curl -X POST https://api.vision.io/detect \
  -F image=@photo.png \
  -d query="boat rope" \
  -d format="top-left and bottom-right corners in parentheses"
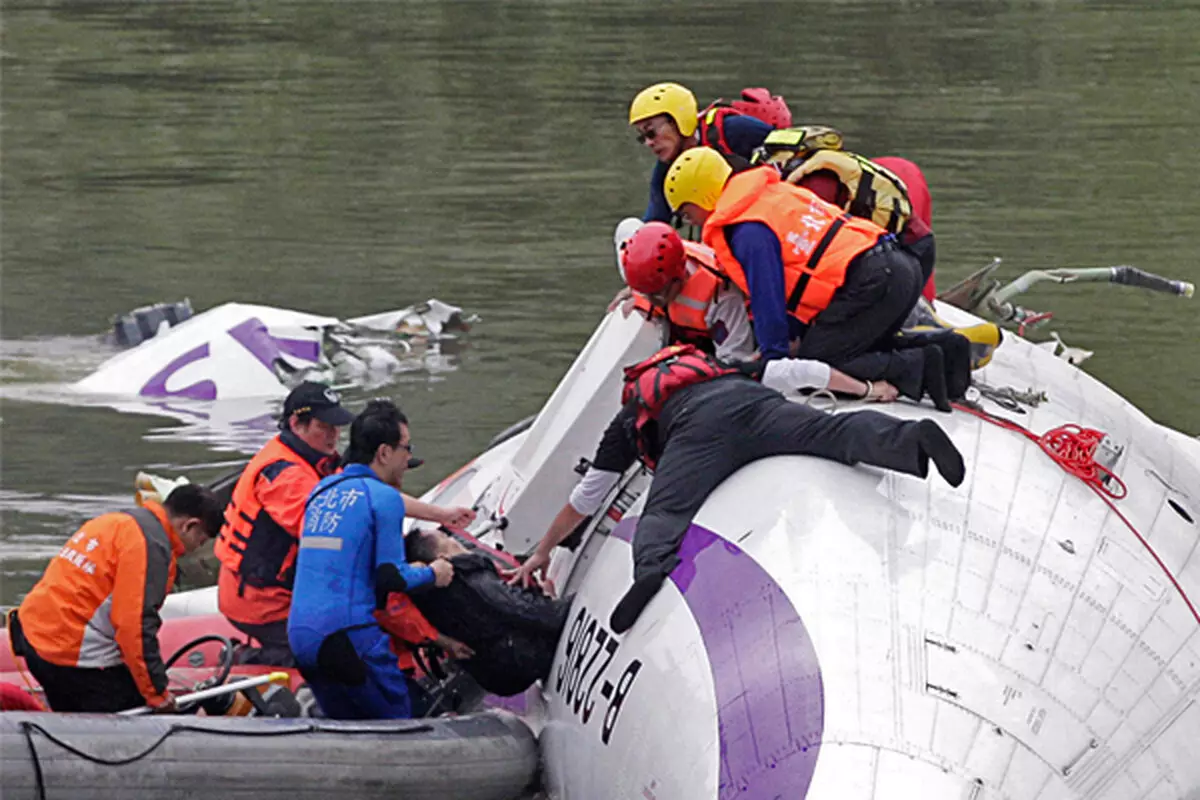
top-left (954, 402), bottom-right (1200, 627)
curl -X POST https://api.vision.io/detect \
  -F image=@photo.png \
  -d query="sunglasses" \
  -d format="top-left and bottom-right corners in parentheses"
top-left (635, 123), bottom-right (666, 145)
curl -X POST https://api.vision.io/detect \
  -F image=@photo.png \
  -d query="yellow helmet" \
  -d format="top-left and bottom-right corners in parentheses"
top-left (629, 82), bottom-right (698, 138)
top-left (664, 147), bottom-right (732, 212)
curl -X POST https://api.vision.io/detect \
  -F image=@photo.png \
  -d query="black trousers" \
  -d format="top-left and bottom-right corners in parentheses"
top-left (24, 644), bottom-right (146, 712)
top-left (794, 239), bottom-right (923, 367)
top-left (633, 377), bottom-right (935, 580)
top-left (230, 618), bottom-right (296, 667)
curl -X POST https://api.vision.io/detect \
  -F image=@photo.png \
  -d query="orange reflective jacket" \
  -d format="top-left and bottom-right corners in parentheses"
top-left (632, 242), bottom-right (724, 337)
top-left (215, 435), bottom-right (323, 625)
top-left (17, 502), bottom-right (183, 706)
top-left (702, 167), bottom-right (883, 324)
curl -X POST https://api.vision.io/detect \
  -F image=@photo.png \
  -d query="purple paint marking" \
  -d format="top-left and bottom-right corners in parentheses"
top-left (275, 337), bottom-right (320, 363)
top-left (612, 518), bottom-right (824, 799)
top-left (139, 343), bottom-right (218, 400)
top-left (226, 318), bottom-right (288, 371)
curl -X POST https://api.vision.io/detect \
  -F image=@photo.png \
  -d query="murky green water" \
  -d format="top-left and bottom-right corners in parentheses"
top-left (3, 0), bottom-right (1199, 603)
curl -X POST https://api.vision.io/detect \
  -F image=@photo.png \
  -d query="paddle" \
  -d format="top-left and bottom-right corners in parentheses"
top-left (118, 671), bottom-right (290, 716)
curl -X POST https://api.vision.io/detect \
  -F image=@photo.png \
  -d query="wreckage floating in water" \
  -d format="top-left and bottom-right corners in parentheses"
top-left (76, 299), bottom-right (474, 401)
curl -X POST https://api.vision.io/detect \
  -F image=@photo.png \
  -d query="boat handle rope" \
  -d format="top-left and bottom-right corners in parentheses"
top-left (953, 401), bottom-right (1200, 627)
top-left (18, 716), bottom-right (436, 800)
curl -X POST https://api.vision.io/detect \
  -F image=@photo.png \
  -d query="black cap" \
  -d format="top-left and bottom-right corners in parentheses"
top-left (281, 381), bottom-right (354, 427)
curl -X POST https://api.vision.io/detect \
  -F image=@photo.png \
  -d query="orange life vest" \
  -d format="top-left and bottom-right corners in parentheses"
top-left (702, 167), bottom-right (884, 324)
top-left (632, 241), bottom-right (725, 338)
top-left (214, 436), bottom-right (321, 594)
top-left (621, 344), bottom-right (738, 468)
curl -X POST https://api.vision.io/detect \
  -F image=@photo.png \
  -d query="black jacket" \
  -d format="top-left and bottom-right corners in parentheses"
top-left (411, 552), bottom-right (570, 696)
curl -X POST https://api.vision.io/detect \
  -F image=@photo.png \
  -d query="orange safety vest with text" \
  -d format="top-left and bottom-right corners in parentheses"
top-left (214, 436), bottom-right (321, 597)
top-left (702, 167), bottom-right (884, 324)
top-left (15, 503), bottom-right (183, 706)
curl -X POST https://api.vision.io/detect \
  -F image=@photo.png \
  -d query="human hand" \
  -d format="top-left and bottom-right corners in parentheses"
top-left (607, 286), bottom-right (633, 313)
top-left (867, 381), bottom-right (899, 402)
top-left (149, 692), bottom-right (178, 714)
top-left (431, 558), bottom-right (455, 588)
top-left (439, 506), bottom-right (477, 528)
top-left (501, 551), bottom-right (549, 589)
top-left (436, 635), bottom-right (475, 660)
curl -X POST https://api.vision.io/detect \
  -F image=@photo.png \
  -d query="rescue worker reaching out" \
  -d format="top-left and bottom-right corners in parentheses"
top-left (616, 219), bottom-right (899, 402)
top-left (288, 399), bottom-right (454, 720)
top-left (630, 82), bottom-right (786, 224)
top-left (11, 484), bottom-right (225, 713)
top-left (216, 382), bottom-right (474, 666)
top-left (507, 344), bottom-right (966, 633)
top-left (665, 147), bottom-right (972, 411)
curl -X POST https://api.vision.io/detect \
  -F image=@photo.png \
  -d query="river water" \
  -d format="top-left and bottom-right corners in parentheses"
top-left (2, 0), bottom-right (1199, 605)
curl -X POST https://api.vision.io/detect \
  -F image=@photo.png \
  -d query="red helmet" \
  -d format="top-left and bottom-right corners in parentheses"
top-left (731, 87), bottom-right (793, 129)
top-left (620, 222), bottom-right (686, 295)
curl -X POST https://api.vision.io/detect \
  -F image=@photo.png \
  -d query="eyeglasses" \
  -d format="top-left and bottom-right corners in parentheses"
top-left (635, 124), bottom-right (663, 145)
top-left (397, 442), bottom-right (413, 454)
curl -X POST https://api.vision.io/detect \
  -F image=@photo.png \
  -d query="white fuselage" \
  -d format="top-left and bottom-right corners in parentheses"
top-left (418, 304), bottom-right (1200, 800)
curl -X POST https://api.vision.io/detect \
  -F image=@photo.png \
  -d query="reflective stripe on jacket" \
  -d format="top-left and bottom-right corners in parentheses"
top-left (702, 167), bottom-right (883, 324)
top-left (17, 502), bottom-right (182, 705)
top-left (631, 241), bottom-right (725, 337)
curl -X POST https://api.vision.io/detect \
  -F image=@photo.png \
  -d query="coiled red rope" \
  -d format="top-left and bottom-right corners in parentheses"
top-left (953, 402), bottom-right (1199, 626)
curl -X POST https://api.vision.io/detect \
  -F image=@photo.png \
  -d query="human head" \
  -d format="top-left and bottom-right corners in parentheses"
top-left (162, 483), bottom-right (225, 554)
top-left (345, 399), bottom-right (411, 488)
top-left (664, 147), bottom-right (733, 227)
top-left (730, 88), bottom-right (793, 129)
top-left (280, 381), bottom-right (353, 455)
top-left (629, 82), bottom-right (698, 164)
top-left (405, 529), bottom-right (467, 563)
top-left (620, 222), bottom-right (687, 303)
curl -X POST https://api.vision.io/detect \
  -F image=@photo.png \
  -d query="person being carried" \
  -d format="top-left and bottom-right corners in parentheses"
top-left (664, 147), bottom-right (971, 411)
top-left (406, 529), bottom-right (570, 697)
top-left (215, 382), bottom-right (473, 666)
top-left (288, 399), bottom-right (454, 720)
top-left (507, 344), bottom-right (965, 634)
top-left (615, 219), bottom-right (900, 402)
top-left (11, 484), bottom-right (224, 713)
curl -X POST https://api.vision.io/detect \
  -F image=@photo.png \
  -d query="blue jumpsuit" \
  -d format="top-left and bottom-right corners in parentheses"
top-left (288, 464), bottom-right (434, 719)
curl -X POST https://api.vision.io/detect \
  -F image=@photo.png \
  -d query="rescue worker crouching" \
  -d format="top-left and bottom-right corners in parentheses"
top-left (288, 400), bottom-right (454, 720)
top-left (750, 127), bottom-right (940, 299)
top-left (630, 82), bottom-right (784, 224)
top-left (665, 147), bottom-right (972, 411)
top-left (214, 381), bottom-right (352, 666)
top-left (616, 219), bottom-right (899, 402)
top-left (11, 484), bottom-right (225, 713)
top-left (507, 344), bottom-right (966, 634)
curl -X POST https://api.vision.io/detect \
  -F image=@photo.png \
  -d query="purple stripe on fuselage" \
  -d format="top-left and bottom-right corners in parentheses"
top-left (611, 518), bottom-right (823, 800)
top-left (139, 343), bottom-right (218, 400)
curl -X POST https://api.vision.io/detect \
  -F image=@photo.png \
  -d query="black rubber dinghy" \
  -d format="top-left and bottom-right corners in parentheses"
top-left (0, 711), bottom-right (537, 799)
